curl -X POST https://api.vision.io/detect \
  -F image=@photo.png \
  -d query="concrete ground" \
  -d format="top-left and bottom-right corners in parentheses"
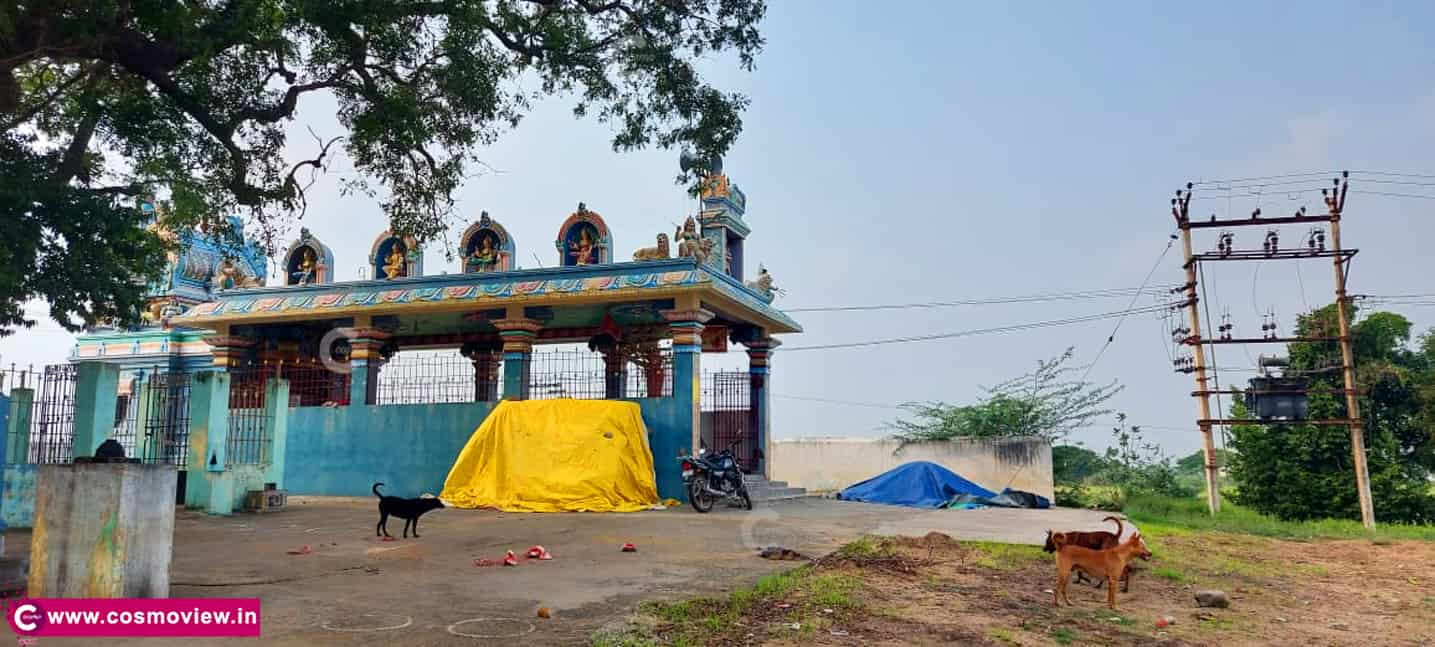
top-left (5, 497), bottom-right (1120, 646)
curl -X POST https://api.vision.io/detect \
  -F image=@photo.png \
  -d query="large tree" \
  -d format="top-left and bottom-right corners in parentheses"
top-left (0, 0), bottom-right (765, 333)
top-left (1227, 304), bottom-right (1435, 523)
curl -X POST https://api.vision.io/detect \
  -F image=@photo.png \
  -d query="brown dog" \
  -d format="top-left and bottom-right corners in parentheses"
top-left (1043, 516), bottom-right (1136, 592)
top-left (1053, 531), bottom-right (1152, 610)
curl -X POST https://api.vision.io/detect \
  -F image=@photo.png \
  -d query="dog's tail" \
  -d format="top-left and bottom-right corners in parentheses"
top-left (1103, 515), bottom-right (1124, 538)
top-left (372, 482), bottom-right (385, 497)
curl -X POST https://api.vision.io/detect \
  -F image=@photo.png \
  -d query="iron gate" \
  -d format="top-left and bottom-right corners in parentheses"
top-left (31, 364), bottom-right (78, 464)
top-left (112, 368), bottom-right (194, 465)
top-left (703, 371), bottom-right (756, 473)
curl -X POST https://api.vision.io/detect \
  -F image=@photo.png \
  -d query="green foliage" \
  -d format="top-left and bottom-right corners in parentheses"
top-left (887, 348), bottom-right (1121, 443)
top-left (1124, 493), bottom-right (1435, 541)
top-left (1053, 444), bottom-right (1110, 484)
top-left (1, 0), bottom-right (765, 333)
top-left (0, 132), bottom-right (168, 333)
top-left (1228, 305), bottom-right (1435, 524)
top-left (1099, 413), bottom-right (1194, 498)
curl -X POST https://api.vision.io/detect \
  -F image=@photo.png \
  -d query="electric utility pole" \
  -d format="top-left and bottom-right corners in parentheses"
top-left (1169, 172), bottom-right (1374, 529)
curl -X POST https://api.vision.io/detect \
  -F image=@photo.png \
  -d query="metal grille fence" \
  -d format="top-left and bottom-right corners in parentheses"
top-left (703, 370), bottom-right (756, 472)
top-left (227, 366), bottom-right (273, 466)
top-left (280, 360), bottom-right (351, 407)
top-left (376, 353), bottom-right (486, 405)
top-left (527, 349), bottom-right (674, 400)
top-left (624, 349), bottom-right (674, 398)
top-left (138, 370), bottom-right (193, 465)
top-left (528, 350), bottom-right (607, 400)
top-left (29, 364), bottom-right (78, 464)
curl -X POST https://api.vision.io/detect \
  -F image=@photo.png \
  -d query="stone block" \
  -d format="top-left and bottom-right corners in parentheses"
top-left (29, 462), bottom-right (177, 598)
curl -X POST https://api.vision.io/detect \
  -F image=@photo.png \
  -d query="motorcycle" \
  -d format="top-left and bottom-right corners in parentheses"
top-left (678, 440), bottom-right (753, 513)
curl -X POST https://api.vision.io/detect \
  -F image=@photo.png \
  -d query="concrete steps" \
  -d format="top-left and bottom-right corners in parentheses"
top-left (743, 475), bottom-right (808, 502)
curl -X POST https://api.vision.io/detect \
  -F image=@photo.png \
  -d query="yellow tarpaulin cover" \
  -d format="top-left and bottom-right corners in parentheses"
top-left (440, 399), bottom-right (659, 512)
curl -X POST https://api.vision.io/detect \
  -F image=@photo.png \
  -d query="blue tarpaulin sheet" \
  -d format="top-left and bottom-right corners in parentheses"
top-left (836, 461), bottom-right (997, 508)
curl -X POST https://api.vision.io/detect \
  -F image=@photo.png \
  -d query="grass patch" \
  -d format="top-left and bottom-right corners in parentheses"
top-left (619, 557), bottom-right (865, 645)
top-left (986, 626), bottom-right (1019, 644)
top-left (1124, 493), bottom-right (1435, 541)
top-left (1152, 566), bottom-right (1189, 583)
top-left (1050, 626), bottom-right (1078, 644)
top-left (967, 541), bottom-right (1046, 571)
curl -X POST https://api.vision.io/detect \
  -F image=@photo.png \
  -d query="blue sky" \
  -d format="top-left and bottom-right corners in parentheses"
top-left (5, 1), bottom-right (1434, 457)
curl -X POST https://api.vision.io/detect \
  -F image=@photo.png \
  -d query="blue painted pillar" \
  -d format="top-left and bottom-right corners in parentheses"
top-left (495, 318), bottom-right (541, 400)
top-left (348, 329), bottom-right (390, 405)
top-left (6, 388), bottom-right (33, 466)
top-left (0, 391), bottom-right (9, 547)
top-left (185, 370), bottom-right (233, 513)
top-left (746, 338), bottom-right (779, 479)
top-left (262, 378), bottom-right (290, 487)
top-left (72, 362), bottom-right (120, 459)
top-left (659, 307), bottom-right (712, 501)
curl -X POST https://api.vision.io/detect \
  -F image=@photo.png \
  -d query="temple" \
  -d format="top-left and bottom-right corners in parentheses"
top-left (49, 166), bottom-right (798, 513)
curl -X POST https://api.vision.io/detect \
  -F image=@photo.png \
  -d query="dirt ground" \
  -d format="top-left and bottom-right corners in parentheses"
top-left (1, 497), bottom-right (1119, 646)
top-left (622, 530), bottom-right (1435, 647)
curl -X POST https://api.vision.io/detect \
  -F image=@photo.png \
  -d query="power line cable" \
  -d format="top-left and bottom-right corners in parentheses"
top-left (1077, 234), bottom-right (1178, 384)
top-left (783, 286), bottom-right (1178, 313)
top-left (781, 304), bottom-right (1171, 352)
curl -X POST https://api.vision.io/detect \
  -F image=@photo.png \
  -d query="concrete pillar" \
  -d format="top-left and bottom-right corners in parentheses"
top-left (262, 378), bottom-right (289, 487)
top-left (6, 387), bottom-right (33, 466)
top-left (746, 338), bottom-right (779, 479)
top-left (29, 462), bottom-right (177, 598)
top-left (602, 349), bottom-right (627, 400)
top-left (494, 318), bottom-right (541, 400)
top-left (72, 362), bottom-right (120, 459)
top-left (661, 307), bottom-right (712, 500)
top-left (130, 372), bottom-right (155, 460)
top-left (184, 371), bottom-right (233, 514)
top-left (347, 329), bottom-right (390, 406)
top-left (462, 341), bottom-right (503, 402)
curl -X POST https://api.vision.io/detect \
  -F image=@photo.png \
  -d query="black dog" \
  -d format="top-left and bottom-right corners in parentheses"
top-left (373, 482), bottom-right (444, 538)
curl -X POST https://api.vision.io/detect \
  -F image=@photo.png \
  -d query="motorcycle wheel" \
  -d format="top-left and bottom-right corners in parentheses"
top-left (688, 479), bottom-right (715, 513)
top-left (739, 482), bottom-right (753, 511)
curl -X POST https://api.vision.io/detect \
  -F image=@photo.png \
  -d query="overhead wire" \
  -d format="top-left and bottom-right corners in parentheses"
top-left (781, 304), bottom-right (1171, 352)
top-left (783, 286), bottom-right (1178, 313)
top-left (1077, 233), bottom-right (1178, 384)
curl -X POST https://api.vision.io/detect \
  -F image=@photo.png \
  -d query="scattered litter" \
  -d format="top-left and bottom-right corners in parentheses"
top-left (1276, 617), bottom-right (1288, 623)
top-left (536, 607), bottom-right (552, 619)
top-left (787, 622), bottom-right (801, 631)
top-left (503, 550), bottom-right (519, 566)
top-left (621, 543), bottom-right (637, 553)
top-left (822, 608), bottom-right (833, 615)
top-left (474, 559), bottom-right (500, 567)
top-left (382, 536), bottom-right (397, 543)
top-left (775, 603), bottom-right (792, 610)
top-left (663, 498), bottom-right (681, 507)
top-left (1156, 615), bottom-right (1176, 628)
top-left (829, 629), bottom-right (849, 637)
top-left (526, 546), bottom-right (553, 560)
top-left (287, 545), bottom-right (311, 556)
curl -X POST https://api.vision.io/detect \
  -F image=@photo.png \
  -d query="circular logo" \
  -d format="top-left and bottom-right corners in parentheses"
top-left (10, 601), bottom-right (44, 634)
top-left (318, 327), bottom-right (361, 375)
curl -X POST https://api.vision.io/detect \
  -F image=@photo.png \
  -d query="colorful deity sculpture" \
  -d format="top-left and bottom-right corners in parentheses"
top-left (555, 203), bottom-right (612, 267)
top-left (675, 215), bottom-right (715, 264)
top-left (460, 212), bottom-right (515, 273)
top-left (745, 264), bottom-right (779, 302)
top-left (569, 226), bottom-right (598, 265)
top-left (383, 242), bottom-right (407, 279)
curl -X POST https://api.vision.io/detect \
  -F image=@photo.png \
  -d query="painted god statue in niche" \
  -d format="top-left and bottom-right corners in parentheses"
top-left (291, 247), bottom-right (318, 284)
top-left (383, 242), bottom-right (408, 279)
top-left (568, 225), bottom-right (599, 265)
top-left (466, 232), bottom-right (500, 273)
